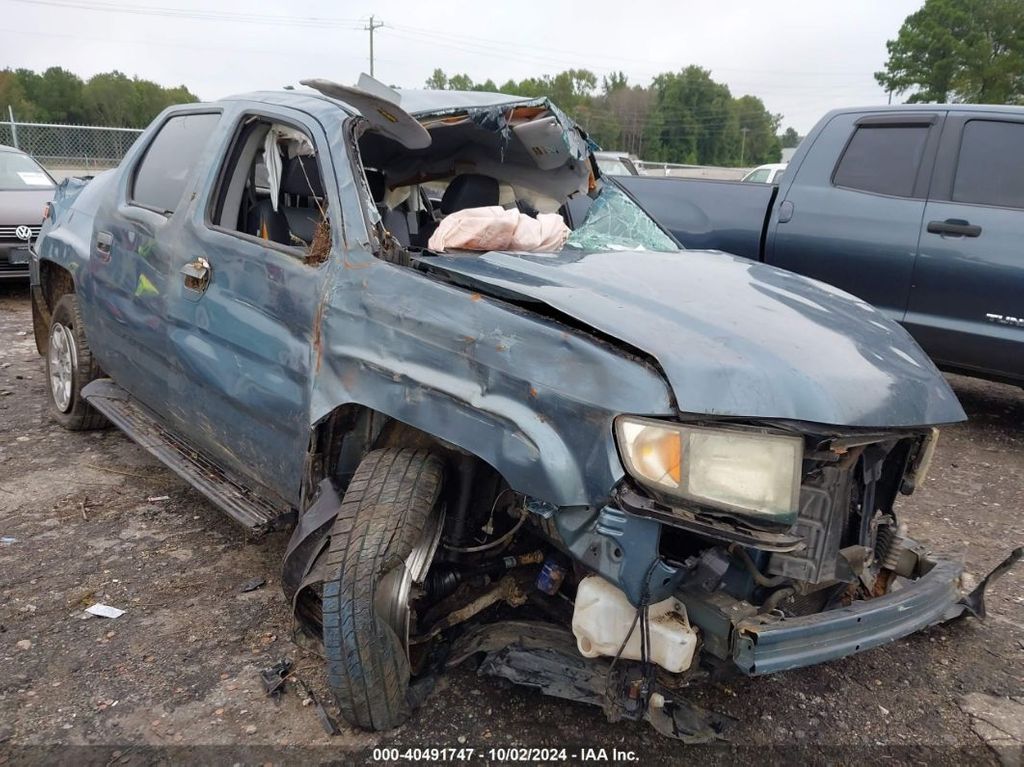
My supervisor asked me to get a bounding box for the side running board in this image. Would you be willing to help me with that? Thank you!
[83,379,296,536]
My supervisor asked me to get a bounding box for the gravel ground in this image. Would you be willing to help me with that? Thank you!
[1,281,1021,765]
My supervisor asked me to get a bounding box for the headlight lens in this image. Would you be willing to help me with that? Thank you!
[615,417,803,522]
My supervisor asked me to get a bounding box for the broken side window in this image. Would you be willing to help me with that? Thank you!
[210,116,332,265]
[565,185,679,253]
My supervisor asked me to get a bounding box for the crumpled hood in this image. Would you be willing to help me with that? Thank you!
[417,248,966,428]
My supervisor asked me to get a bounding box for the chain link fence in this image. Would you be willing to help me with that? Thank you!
[1,121,753,181]
[635,160,749,180]
[0,121,143,176]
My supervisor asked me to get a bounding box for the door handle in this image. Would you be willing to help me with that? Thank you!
[927,219,982,237]
[95,231,112,261]
[181,257,211,293]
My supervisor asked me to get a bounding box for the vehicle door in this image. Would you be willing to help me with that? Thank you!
[81,110,223,418]
[905,113,1024,383]
[163,105,341,507]
[767,112,943,321]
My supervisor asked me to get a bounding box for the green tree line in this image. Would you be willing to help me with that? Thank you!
[426,66,793,166]
[876,0,1024,104]
[0,67,198,128]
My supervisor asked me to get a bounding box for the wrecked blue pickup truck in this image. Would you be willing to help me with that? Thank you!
[29,79,1020,741]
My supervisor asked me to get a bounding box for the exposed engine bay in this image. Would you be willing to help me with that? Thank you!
[284,414,1017,741]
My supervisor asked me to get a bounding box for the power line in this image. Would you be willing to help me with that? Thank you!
[0,24,385,64]
[386,29,630,77]
[11,0,883,110]
[386,22,873,77]
[384,28,880,119]
[8,0,886,130]
[11,0,875,80]
[10,0,364,28]
[385,25,878,88]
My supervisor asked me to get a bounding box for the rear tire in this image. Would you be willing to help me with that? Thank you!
[321,447,445,731]
[46,294,106,431]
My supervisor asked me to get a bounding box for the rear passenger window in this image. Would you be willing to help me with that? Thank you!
[833,125,929,197]
[132,113,220,214]
[953,120,1024,209]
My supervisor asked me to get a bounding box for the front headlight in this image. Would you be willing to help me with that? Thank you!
[615,417,804,523]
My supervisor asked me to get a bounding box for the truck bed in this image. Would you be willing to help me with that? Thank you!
[616,176,775,260]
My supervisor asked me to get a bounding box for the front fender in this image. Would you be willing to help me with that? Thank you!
[312,262,674,507]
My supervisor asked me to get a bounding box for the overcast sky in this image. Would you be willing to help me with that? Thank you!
[4,0,922,133]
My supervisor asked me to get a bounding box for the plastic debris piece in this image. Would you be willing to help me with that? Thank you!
[85,604,125,619]
[239,577,266,593]
[1,537,16,546]
[260,658,293,702]
[146,495,170,502]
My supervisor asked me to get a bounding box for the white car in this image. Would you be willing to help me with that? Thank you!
[742,162,787,183]
[594,151,640,176]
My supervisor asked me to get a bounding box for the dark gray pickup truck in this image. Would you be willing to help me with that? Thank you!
[621,105,1024,388]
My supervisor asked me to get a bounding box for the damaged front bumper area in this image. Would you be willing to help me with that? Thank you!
[596,424,1023,681]
[448,547,1021,744]
[731,548,1021,675]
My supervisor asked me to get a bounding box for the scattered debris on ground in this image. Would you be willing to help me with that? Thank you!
[260,658,293,702]
[84,604,125,619]
[239,577,266,593]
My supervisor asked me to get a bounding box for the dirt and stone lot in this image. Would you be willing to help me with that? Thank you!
[1,281,1022,765]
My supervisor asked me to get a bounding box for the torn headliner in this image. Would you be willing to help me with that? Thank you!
[226,87,595,203]
[359,95,593,203]
[224,88,573,127]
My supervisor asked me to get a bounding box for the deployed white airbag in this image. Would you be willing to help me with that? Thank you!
[427,206,569,253]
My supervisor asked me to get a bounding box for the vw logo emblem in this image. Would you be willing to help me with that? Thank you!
[15,225,33,242]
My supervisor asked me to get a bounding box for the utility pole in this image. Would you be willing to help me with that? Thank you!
[739,127,750,167]
[365,15,384,78]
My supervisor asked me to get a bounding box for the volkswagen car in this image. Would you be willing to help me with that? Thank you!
[1,144,55,280]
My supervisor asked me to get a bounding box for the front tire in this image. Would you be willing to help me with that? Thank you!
[46,294,106,431]
[321,448,445,731]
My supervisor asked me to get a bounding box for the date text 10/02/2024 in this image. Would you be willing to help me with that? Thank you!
[371,747,640,762]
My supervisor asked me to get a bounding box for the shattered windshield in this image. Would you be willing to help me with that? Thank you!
[565,185,679,253]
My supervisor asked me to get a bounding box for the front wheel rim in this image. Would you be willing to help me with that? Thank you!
[48,322,76,413]
[374,502,446,658]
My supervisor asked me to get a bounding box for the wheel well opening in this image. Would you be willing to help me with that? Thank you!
[32,261,76,355]
[39,260,75,310]
[306,405,514,547]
